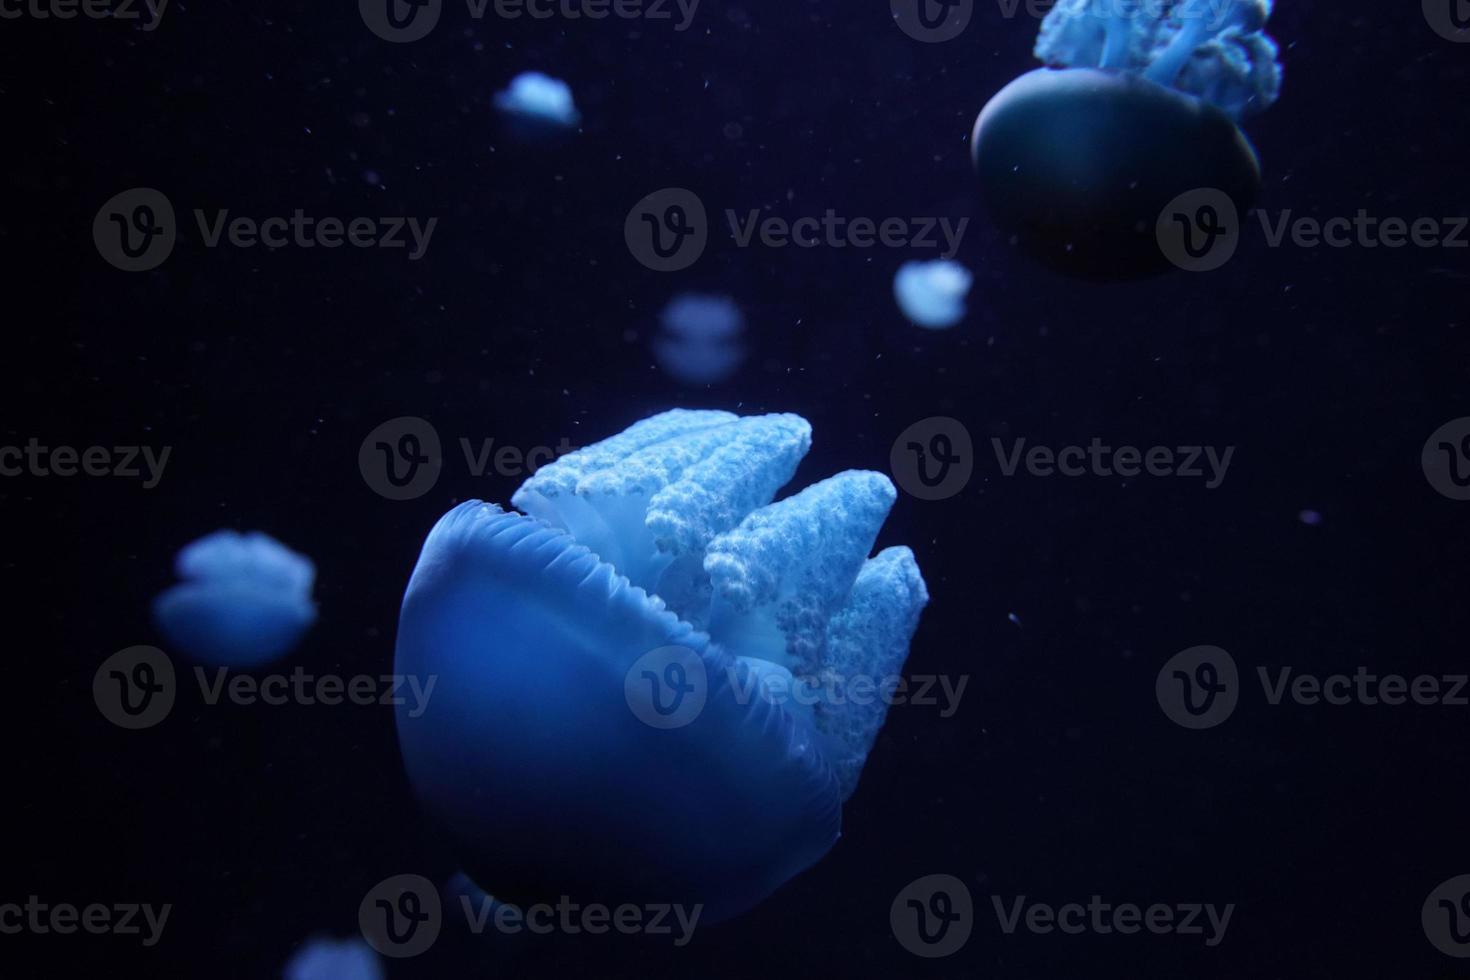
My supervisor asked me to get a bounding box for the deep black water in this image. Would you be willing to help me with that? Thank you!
[6,0,1470,977]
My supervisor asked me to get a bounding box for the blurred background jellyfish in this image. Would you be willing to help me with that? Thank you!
[282,936,382,980]
[971,0,1282,278]
[394,410,928,922]
[493,71,580,141]
[152,530,316,667]
[653,293,746,384]
[893,259,972,329]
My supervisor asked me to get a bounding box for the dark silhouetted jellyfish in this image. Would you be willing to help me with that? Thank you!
[282,936,382,980]
[893,259,972,329]
[394,410,929,922]
[152,531,316,667]
[972,0,1282,278]
[653,293,746,384]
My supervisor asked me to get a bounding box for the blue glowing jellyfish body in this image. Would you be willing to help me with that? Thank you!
[394,410,928,921]
[893,259,972,329]
[152,530,316,667]
[972,0,1282,278]
[653,293,746,384]
[282,936,382,980]
[493,71,581,130]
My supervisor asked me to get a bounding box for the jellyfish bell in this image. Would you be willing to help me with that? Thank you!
[972,0,1282,279]
[972,67,1261,278]
[152,530,317,668]
[394,410,928,922]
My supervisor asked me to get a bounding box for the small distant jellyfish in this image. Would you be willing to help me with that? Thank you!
[654,293,746,384]
[152,530,316,667]
[972,0,1283,278]
[493,71,580,129]
[282,936,382,980]
[893,259,972,329]
[394,410,929,922]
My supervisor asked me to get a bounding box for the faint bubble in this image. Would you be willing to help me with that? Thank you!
[1297,508,1322,526]
[723,122,744,140]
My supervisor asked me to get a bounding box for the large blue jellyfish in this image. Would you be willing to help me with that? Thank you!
[972,0,1282,278]
[394,410,929,921]
[152,530,317,667]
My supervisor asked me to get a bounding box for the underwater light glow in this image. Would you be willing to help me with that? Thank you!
[493,71,581,127]
[394,409,928,922]
[893,259,972,329]
[654,293,746,384]
[282,936,382,980]
[152,530,317,667]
